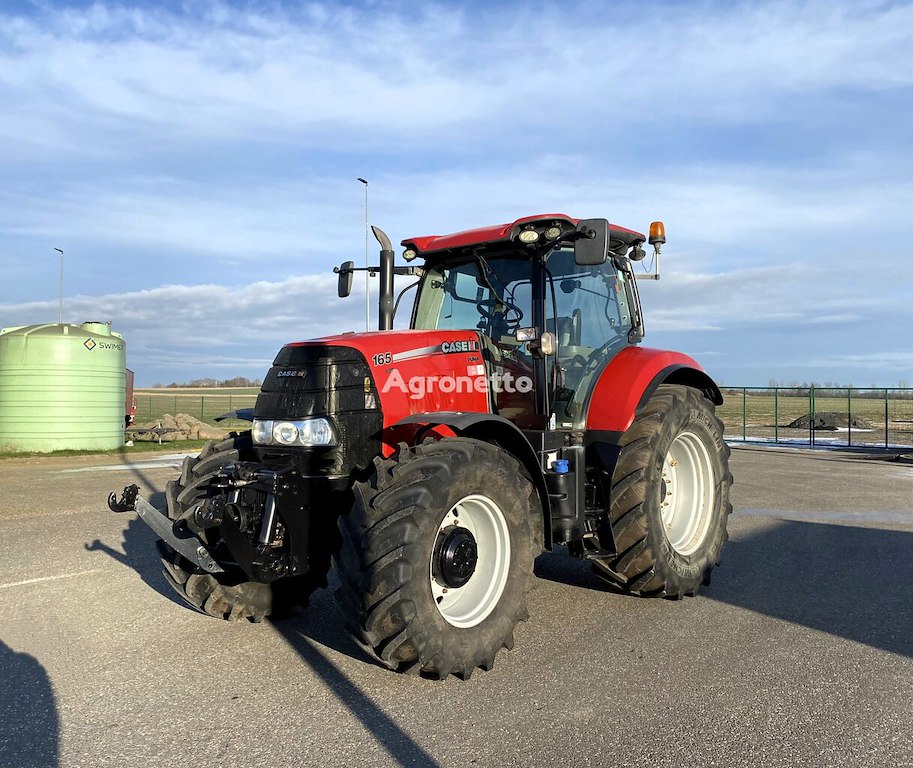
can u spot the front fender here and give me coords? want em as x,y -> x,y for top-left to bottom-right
584,347 -> 722,434
214,408 -> 254,423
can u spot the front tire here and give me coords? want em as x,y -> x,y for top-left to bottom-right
593,384 -> 732,597
334,438 -> 538,679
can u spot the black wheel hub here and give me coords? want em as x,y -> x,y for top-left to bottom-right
434,526 -> 478,589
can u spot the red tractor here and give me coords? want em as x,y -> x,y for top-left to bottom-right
109,213 -> 731,679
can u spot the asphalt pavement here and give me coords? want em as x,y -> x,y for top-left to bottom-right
0,445 -> 911,768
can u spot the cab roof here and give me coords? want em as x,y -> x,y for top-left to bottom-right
402,213 -> 645,255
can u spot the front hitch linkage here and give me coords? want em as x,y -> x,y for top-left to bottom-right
107,484 -> 225,574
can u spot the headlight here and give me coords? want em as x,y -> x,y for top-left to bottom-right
252,417 -> 337,447
299,418 -> 335,445
273,421 -> 300,445
518,229 -> 540,243
252,419 -> 273,444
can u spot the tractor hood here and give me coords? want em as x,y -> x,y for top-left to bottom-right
258,329 -> 492,433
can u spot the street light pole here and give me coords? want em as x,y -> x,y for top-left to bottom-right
357,177 -> 369,331
54,247 -> 64,324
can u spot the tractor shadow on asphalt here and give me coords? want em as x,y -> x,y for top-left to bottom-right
533,548 -> 608,591
270,586 -> 444,768
84,467 -> 189,610
535,521 -> 913,660
283,554 -> 606,670
708,517 -> 913,659
84,502 -> 188,610
0,640 -> 59,768
272,579 -> 378,668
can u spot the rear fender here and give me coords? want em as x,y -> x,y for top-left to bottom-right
585,347 -> 722,435
390,412 -> 552,550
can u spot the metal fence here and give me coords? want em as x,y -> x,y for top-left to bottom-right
137,387 -> 913,449
719,387 -> 913,449
134,389 -> 259,428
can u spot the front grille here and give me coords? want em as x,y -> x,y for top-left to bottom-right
256,345 -> 372,419
254,344 -> 382,477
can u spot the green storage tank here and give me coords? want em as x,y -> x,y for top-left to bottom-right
0,322 -> 127,452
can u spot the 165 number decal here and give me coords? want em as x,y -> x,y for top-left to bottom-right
371,352 -> 392,366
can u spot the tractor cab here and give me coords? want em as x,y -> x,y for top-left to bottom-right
405,215 -> 651,429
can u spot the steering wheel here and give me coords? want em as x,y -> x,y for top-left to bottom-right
570,339 -> 625,384
476,300 -> 524,335
558,353 -> 591,390
476,299 -> 502,320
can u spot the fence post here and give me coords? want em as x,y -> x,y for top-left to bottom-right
847,387 -> 852,447
200,396 -> 205,422
742,388 -> 747,442
810,387 -> 815,448
885,389 -> 889,448
774,388 -> 779,444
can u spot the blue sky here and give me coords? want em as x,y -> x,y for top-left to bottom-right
1,0 -> 912,386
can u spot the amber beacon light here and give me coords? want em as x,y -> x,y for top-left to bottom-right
648,221 -> 666,249
631,221 -> 666,281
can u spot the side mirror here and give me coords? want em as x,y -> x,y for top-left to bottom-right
574,219 -> 609,265
335,261 -> 354,298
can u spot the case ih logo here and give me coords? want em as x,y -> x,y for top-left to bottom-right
84,338 -> 96,350
440,340 -> 478,354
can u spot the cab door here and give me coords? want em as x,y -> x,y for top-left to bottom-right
544,247 -> 634,429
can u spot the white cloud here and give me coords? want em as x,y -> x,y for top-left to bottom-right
802,314 -> 862,326
807,351 -> 913,370
1,0 -> 911,385
0,272 -> 372,382
0,176 -> 358,258
1,1 -> 912,156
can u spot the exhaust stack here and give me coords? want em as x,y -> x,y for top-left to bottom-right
372,226 -> 395,331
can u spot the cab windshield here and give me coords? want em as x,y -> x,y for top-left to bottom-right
413,255 -> 533,343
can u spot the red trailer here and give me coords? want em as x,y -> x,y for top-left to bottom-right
125,368 -> 136,428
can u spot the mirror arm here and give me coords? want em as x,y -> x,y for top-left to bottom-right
334,265 -> 419,276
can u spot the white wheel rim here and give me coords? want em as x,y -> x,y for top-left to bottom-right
660,431 -> 716,556
430,494 -> 511,629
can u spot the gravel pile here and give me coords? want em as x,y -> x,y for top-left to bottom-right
786,411 -> 876,431
131,413 -> 227,441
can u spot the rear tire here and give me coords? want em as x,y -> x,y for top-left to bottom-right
592,384 -> 732,597
334,438 -> 538,679
158,433 -> 332,622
